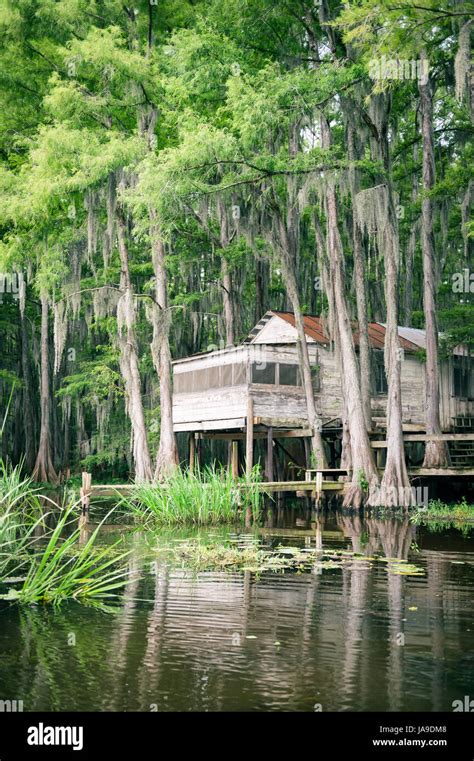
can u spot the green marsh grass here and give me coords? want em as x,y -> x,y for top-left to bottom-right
0,503 -> 132,607
411,497 -> 474,525
0,459 -> 42,517
120,465 -> 263,526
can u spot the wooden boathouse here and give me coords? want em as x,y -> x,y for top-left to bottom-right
171,311 -> 474,479
80,312 -> 473,508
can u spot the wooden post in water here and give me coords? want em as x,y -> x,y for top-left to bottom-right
189,433 -> 195,473
245,397 -> 254,478
314,471 -> 323,506
80,471 -> 91,520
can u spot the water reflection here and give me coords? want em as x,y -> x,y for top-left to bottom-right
0,511 -> 473,712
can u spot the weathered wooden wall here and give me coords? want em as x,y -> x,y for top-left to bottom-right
172,341 -> 463,432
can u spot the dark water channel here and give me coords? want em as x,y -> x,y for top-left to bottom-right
0,508 -> 473,712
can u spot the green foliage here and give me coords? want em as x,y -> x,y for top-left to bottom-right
0,459 -> 42,516
411,497 -> 474,525
121,465 -> 262,526
0,502 -> 132,607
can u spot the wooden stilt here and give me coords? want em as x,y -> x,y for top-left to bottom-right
375,447 -> 383,470
245,397 -> 254,478
266,427 -> 273,482
196,434 -> 202,470
314,471 -> 323,506
303,437 -> 311,470
189,433 -> 195,473
231,441 -> 239,479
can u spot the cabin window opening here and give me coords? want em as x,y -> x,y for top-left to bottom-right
373,352 -> 388,395
174,371 -> 192,393
279,363 -> 301,386
232,363 -> 247,385
453,356 -> 474,399
251,361 -> 276,384
174,361 -> 249,393
220,364 -> 233,387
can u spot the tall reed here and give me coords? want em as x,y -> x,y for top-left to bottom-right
121,465 -> 263,526
0,503 -> 132,607
0,459 -> 42,516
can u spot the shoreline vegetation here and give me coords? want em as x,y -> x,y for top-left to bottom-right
0,461 -> 131,608
410,497 -> 474,524
1,458 -> 472,608
118,466 -> 263,526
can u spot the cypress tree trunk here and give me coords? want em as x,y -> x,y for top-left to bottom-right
217,197 -> 235,346
116,210 -> 153,482
346,115 -> 373,432
276,216 -> 327,468
419,52 -> 450,468
404,140 -> 419,326
19,289 -> 36,472
149,225 -> 179,479
375,197 -> 414,507
32,290 -> 58,483
364,95 -> 413,509
321,117 -> 378,507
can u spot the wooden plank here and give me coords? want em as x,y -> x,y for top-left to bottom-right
372,433 -> 474,447
254,415 -> 307,428
173,418 -> 246,432
407,467 -> 474,476
305,468 -> 349,474
89,479 -> 345,497
201,428 -> 312,440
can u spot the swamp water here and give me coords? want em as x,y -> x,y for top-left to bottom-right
0,508 -> 473,712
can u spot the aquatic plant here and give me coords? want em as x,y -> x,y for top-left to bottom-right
121,465 -> 263,526
155,539 -> 425,576
411,497 -> 474,525
0,504 -> 132,607
0,459 -> 42,516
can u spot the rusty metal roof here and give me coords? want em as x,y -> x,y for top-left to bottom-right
272,311 -> 330,344
255,311 -> 423,352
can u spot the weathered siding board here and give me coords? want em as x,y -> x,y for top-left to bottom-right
173,386 -> 248,425
250,384 -> 308,422
174,418 -> 246,432
400,356 -> 426,425
173,346 -> 249,373
315,348 -> 342,418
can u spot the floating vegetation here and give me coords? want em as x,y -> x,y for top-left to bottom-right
155,539 -> 425,577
